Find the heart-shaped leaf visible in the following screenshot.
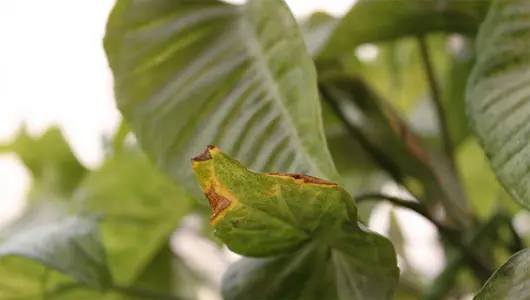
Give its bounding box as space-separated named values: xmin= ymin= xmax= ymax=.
xmin=104 ymin=0 xmax=339 ymax=196
xmin=191 ymin=146 xmax=399 ymax=300
xmin=467 ymin=0 xmax=530 ymax=209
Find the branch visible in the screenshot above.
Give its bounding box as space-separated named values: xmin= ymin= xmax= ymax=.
xmin=355 ymin=193 xmax=428 ymax=219
xmin=417 ymin=36 xmax=455 ymax=167
xmin=319 ymin=84 xmax=404 ymax=184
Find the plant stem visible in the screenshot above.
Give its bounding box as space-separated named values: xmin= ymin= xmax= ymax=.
xmin=417 ymin=36 xmax=455 ymax=167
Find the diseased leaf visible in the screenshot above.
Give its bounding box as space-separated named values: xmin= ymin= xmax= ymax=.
xmin=466 ymin=0 xmax=530 ymax=209
xmin=105 ymin=0 xmax=340 ymax=197
xmin=191 ymin=146 xmax=399 ymax=300
xmin=474 ymin=248 xmax=530 ymax=300
xmin=0 ymin=217 xmax=112 ymax=298
xmin=75 ymin=151 xmax=194 ymax=285
xmin=319 ymin=0 xmax=489 ymax=60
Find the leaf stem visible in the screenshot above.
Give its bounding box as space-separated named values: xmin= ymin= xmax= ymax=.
xmin=417 ymin=36 xmax=455 ymax=167
xmin=113 ymin=118 xmax=129 ymax=154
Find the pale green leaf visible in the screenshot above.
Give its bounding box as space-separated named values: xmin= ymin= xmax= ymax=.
xmin=104 ymin=0 xmax=340 ymax=197
xmin=467 ymin=0 xmax=530 ymax=209
xmin=75 ymin=151 xmax=194 ymax=285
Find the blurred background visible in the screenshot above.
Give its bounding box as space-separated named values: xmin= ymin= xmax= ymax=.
xmin=2 ymin=1 xmax=526 ymax=299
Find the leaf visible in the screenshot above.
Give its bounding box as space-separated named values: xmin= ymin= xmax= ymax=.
xmin=466 ymin=0 xmax=530 ymax=209
xmin=319 ymin=0 xmax=490 ymax=60
xmin=474 ymin=248 xmax=530 ymax=300
xmin=75 ymin=150 xmax=194 ymax=285
xmin=5 ymin=126 xmax=87 ymax=197
xmin=104 ymin=0 xmax=340 ymax=196
xmin=191 ymin=146 xmax=399 ymax=300
xmin=0 ymin=217 xmax=112 ymax=298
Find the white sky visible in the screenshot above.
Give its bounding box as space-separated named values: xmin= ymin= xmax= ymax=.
xmin=0 ymin=0 xmax=443 ymax=282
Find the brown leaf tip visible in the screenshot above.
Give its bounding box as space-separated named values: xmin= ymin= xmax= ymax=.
xmin=269 ymin=173 xmax=337 ymax=186
xmin=191 ymin=145 xmax=216 ymax=162
xmin=205 ymin=187 xmax=232 ymax=222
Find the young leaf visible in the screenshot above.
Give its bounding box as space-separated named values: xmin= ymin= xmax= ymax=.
xmin=104 ymin=0 xmax=339 ymax=196
xmin=75 ymin=151 xmax=194 ymax=285
xmin=0 ymin=217 xmax=112 ymax=297
xmin=474 ymin=248 xmax=530 ymax=300
xmin=191 ymin=146 xmax=399 ymax=299
xmin=467 ymin=0 xmax=530 ymax=209
xmin=319 ymin=0 xmax=489 ymax=60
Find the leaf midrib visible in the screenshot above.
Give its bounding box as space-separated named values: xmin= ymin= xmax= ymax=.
xmin=237 ymin=5 xmax=330 ymax=179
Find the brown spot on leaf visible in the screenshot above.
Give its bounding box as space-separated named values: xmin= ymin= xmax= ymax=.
xmin=268 ymin=173 xmax=337 ymax=186
xmin=205 ymin=186 xmax=231 ymax=221
xmin=191 ymin=145 xmax=216 ymax=162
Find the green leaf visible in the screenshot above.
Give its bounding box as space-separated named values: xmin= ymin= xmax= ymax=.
xmin=319 ymin=0 xmax=489 ymax=60
xmin=191 ymin=146 xmax=398 ymax=300
xmin=75 ymin=151 xmax=194 ymax=285
xmin=0 ymin=217 xmax=112 ymax=298
xmin=104 ymin=0 xmax=340 ymax=196
xmin=5 ymin=126 xmax=87 ymax=197
xmin=467 ymin=0 xmax=530 ymax=209
xmin=474 ymin=248 xmax=530 ymax=300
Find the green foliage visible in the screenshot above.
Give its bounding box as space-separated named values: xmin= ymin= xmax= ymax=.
xmin=474 ymin=248 xmax=530 ymax=300
xmin=467 ymin=0 xmax=530 ymax=211
xmin=4 ymin=0 xmax=530 ymax=298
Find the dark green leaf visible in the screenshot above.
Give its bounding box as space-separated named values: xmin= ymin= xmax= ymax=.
xmin=105 ymin=0 xmax=340 ymax=197
xmin=191 ymin=146 xmax=398 ymax=300
xmin=474 ymin=248 xmax=530 ymax=300
xmin=467 ymin=0 xmax=530 ymax=209
xmin=319 ymin=0 xmax=489 ymax=60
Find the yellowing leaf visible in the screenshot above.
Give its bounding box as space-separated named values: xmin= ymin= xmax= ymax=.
xmin=191 ymin=145 xmax=399 ymax=300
